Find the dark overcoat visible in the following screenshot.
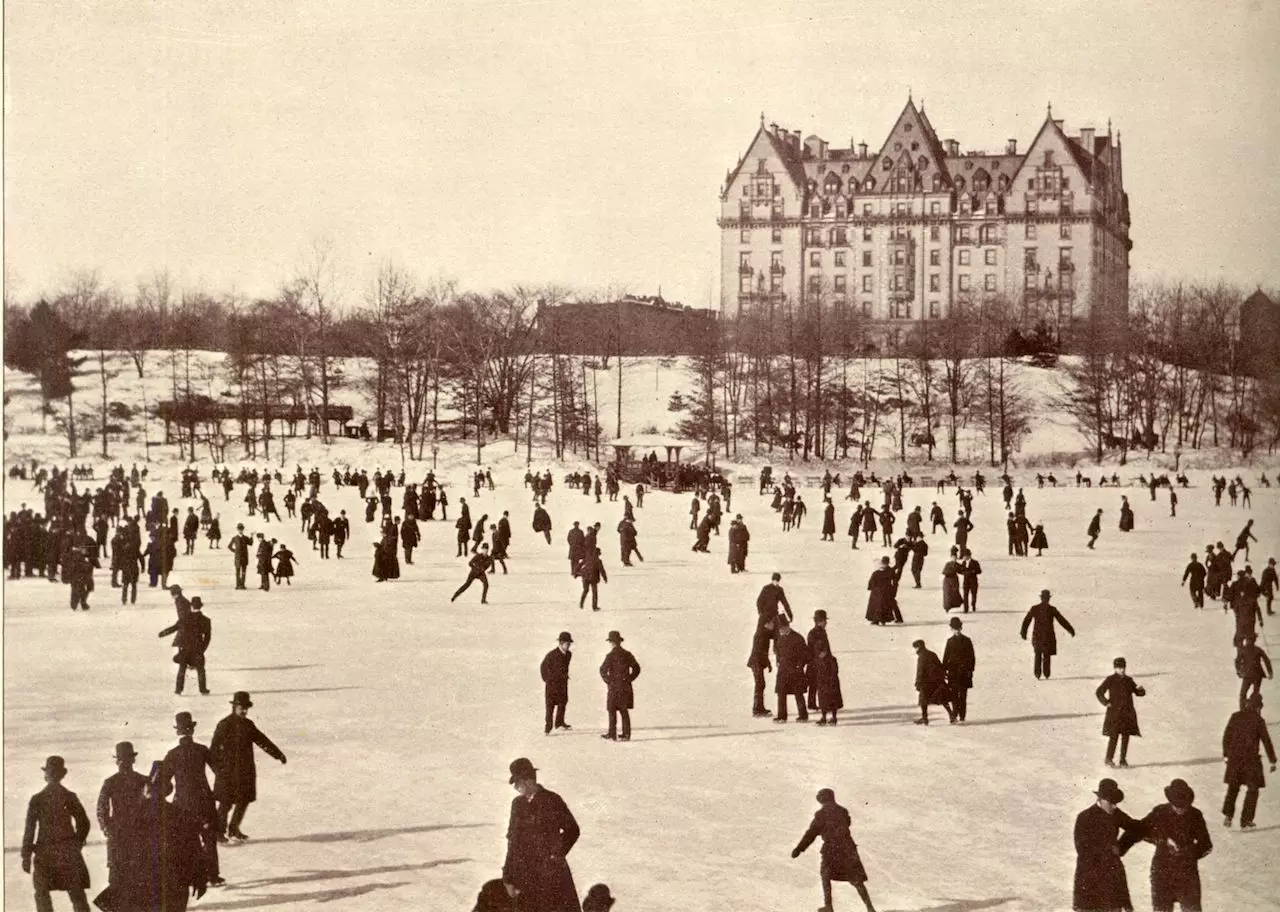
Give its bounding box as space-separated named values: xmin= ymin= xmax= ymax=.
xmin=21 ymin=783 xmax=91 ymax=891
xmin=1223 ymin=709 xmax=1277 ymax=788
xmin=774 ymin=629 xmax=810 ymax=695
xmin=599 ymin=647 xmax=640 ymax=711
xmin=865 ymin=567 xmax=896 ymax=624
xmin=541 ymin=648 xmax=572 ymax=703
xmin=941 ymin=561 xmax=964 ymax=610
xmin=1129 ymin=803 xmax=1211 ymax=910
xmin=1097 ymin=674 xmax=1145 ymax=737
xmin=1072 ymin=803 xmax=1139 ymax=912
xmin=792 ymin=802 xmax=866 ymax=883
xmin=813 ymin=653 xmax=844 ymax=711
xmin=209 ymin=714 xmax=285 ymax=804
xmin=942 ymin=633 xmax=975 ymax=690
xmin=1020 ymin=603 xmax=1076 ymax=655
xmin=503 ymin=786 xmax=581 ymax=912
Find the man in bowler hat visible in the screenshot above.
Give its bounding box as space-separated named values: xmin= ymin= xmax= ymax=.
xmin=503 ymin=758 xmax=582 ymax=911
xmin=96 ymin=742 xmax=148 ymax=901
xmin=1123 ymin=779 xmax=1213 ymax=912
xmin=600 ymin=631 xmax=641 ymax=741
xmin=160 ymin=712 xmax=222 ymax=886
xmin=159 ymin=596 xmax=212 ymax=695
xmin=942 ymin=617 xmax=975 ymax=723
xmin=22 ymin=755 xmax=92 ymax=912
xmin=210 ymin=691 xmax=287 ymax=842
xmin=912 ymin=639 xmax=953 ymax=725
xmin=1222 ymin=692 xmax=1277 ymax=828
xmin=1073 ymin=778 xmax=1141 ymax=912
xmin=1020 ymin=589 xmax=1076 ymax=680
xmin=541 ymin=632 xmax=574 ymax=734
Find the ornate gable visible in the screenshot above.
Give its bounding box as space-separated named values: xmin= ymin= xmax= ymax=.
xmin=868 ymin=99 xmax=953 ymax=194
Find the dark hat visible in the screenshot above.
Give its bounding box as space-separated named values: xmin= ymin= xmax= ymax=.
xmin=606 ymin=630 xmax=624 ymax=644
xmin=557 ymin=631 xmax=573 ymax=644
xmin=813 ymin=609 xmax=827 ymax=621
xmin=1094 ymin=778 xmax=1124 ymax=804
xmin=911 ymin=639 xmax=925 ymax=649
xmin=473 ymin=878 xmax=513 ymax=912
xmin=113 ymin=741 xmax=137 ymax=761
xmin=1164 ymin=778 xmax=1195 ymax=808
xmin=168 ymin=584 xmax=182 ymax=594
xmin=190 ymin=597 xmax=203 ymax=610
xmin=230 ymin=691 xmax=253 ymax=708
xmin=1113 ymin=657 xmax=1126 ymax=667
xmin=815 ymin=788 xmax=835 ymax=804
xmin=949 ymin=617 xmax=963 ymax=630
xmin=771 ymin=572 xmax=782 ymax=581
xmin=508 ymin=757 xmax=537 ymax=783
xmin=1247 ymin=693 xmax=1264 ymax=710
xmin=174 ymin=711 xmax=196 ymax=733
xmin=42 ymin=755 xmax=67 ymax=775
xmin=582 ymin=884 xmax=616 ymax=912
xmin=237 ymin=523 xmax=245 ymax=529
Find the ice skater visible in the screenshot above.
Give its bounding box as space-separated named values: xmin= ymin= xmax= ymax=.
xmin=541 ymin=632 xmax=573 ymax=734
xmin=1096 ymin=657 xmax=1146 ymax=768
xmin=451 ymin=543 xmax=493 ymax=604
xmin=1222 ymin=693 xmax=1277 ymax=828
xmin=1020 ymin=589 xmax=1076 ymax=680
xmin=790 ymin=789 xmax=877 ymax=912
xmin=600 ymin=630 xmax=640 ymax=741
xmin=21 ymin=755 xmax=92 ymax=912
xmin=210 ymin=691 xmax=287 ymax=843
xmin=1087 ymin=508 xmax=1103 ymax=549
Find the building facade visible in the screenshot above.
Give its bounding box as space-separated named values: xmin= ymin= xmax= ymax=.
xmin=718 ymin=99 xmax=1131 ymax=343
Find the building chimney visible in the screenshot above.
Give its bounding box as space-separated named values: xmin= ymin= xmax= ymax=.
xmin=858 ymin=142 xmax=868 ymax=158
xmin=1079 ymin=127 xmax=1095 ymax=155
xmin=946 ymin=139 xmax=960 ymax=156
xmin=792 ymin=130 xmax=802 ymax=150
xmin=1006 ymin=138 xmax=1017 ymax=155
xmin=769 ymin=122 xmax=778 ymax=136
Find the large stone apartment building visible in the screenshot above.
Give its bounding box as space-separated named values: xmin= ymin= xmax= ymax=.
xmin=718 ymin=99 xmax=1131 ymax=344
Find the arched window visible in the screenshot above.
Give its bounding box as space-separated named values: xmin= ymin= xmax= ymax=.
xmin=997 ymin=174 xmax=1010 ymax=192
xmin=953 ymin=176 xmax=965 ymax=192
xmin=973 ymin=168 xmax=991 ymax=193
xmin=823 ymin=172 xmax=842 ymax=195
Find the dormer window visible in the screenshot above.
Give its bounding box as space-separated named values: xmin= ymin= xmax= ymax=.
xmin=864 ymin=177 xmax=876 ymax=191
xmin=931 ymin=174 xmax=944 ymax=192
xmin=810 ymin=201 xmax=821 ymax=218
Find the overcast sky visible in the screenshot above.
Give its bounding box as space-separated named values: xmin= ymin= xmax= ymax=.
xmin=5 ymin=0 xmax=1278 ymax=309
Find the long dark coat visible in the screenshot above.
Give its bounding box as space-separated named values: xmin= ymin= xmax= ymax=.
xmin=600 ymin=647 xmax=640 ymax=711
xmin=1128 ymin=803 xmax=1211 ymax=910
xmin=96 ymin=770 xmax=149 ymax=883
xmin=209 ymin=714 xmax=285 ymax=805
xmin=941 ymin=561 xmax=964 ymax=610
xmin=914 ymin=648 xmax=947 ymax=702
xmin=747 ymin=618 xmax=774 ymax=671
xmin=792 ymin=802 xmax=866 ymax=883
xmin=774 ymin=628 xmax=810 ymax=695
xmin=1097 ymin=674 xmax=1145 ymax=737
xmin=942 ymin=632 xmax=976 ymax=690
xmin=1223 ymin=709 xmax=1277 ymax=788
xmin=503 ymin=786 xmax=581 ymax=912
xmin=822 ymin=503 xmax=836 ymax=536
xmin=1073 ymin=803 xmax=1140 ymax=912
xmin=813 ymin=652 xmax=844 ymax=711
xmin=21 ymin=783 xmax=91 ymax=891
xmin=1030 ymin=526 xmax=1049 ymax=550
xmin=541 ymin=648 xmax=572 ymax=704
xmin=1020 ymin=602 xmax=1076 ymax=655
xmin=865 ymin=566 xmax=897 ymax=624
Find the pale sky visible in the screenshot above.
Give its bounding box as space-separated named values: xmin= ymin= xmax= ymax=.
xmin=5 ymin=0 xmax=1279 ymax=309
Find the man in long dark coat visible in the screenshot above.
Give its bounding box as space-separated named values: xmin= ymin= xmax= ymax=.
xmin=1020 ymin=589 xmax=1076 ymax=680
xmin=160 ymin=712 xmax=221 ymax=887
xmin=227 ymin=524 xmax=251 ymax=589
xmin=1073 ymin=778 xmax=1141 ymax=912
xmin=159 ymin=597 xmax=212 ymax=696
xmin=747 ymin=615 xmax=776 ymax=718
xmin=773 ymin=618 xmax=810 ymax=723
xmin=503 ymin=758 xmax=581 ymax=912
xmin=865 ymin=558 xmax=897 ymax=626
xmin=96 ymin=741 xmax=148 ymax=905
xmin=942 ymin=617 xmax=975 ymax=723
xmin=961 ymin=550 xmax=982 ymax=611
xmin=912 ymin=639 xmax=953 ymax=725
xmin=806 ymin=610 xmax=831 ymax=712
xmin=1122 ymin=779 xmax=1212 ymax=912
xmin=566 ymin=522 xmax=585 ymax=577
xmin=1096 ymin=657 xmax=1146 ymax=768
xmin=727 ymin=515 xmax=750 ymax=572
xmin=210 ymin=691 xmax=287 ymax=842
xmin=400 ymin=514 xmax=420 ymax=565
xmin=1222 ymin=693 xmax=1277 ymax=828
xmin=599 ymin=631 xmax=640 ymax=740
xmin=541 ymin=632 xmax=573 ymax=734
xmin=22 ymin=755 xmax=92 ymax=912
xmin=790 ymin=788 xmax=877 ymax=912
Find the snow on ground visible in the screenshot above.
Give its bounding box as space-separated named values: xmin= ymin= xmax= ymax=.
xmin=4 ymin=456 xmax=1280 ymax=911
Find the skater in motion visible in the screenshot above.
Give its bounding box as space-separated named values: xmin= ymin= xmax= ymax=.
xmin=541 ymin=632 xmax=573 ymax=734
xmin=578 ymin=547 xmax=608 ymax=611
xmin=1234 ymin=520 xmax=1257 ymax=561
xmin=1020 ymin=589 xmax=1076 ymax=680
xmin=790 ymin=789 xmax=878 ymax=912
xmin=912 ymin=639 xmax=953 ymax=725
xmin=502 ymin=758 xmax=581 ymax=911
xmin=96 ymin=742 xmax=148 ymax=907
xmin=1087 ymin=508 xmax=1103 ymax=549
xmin=21 ymin=756 xmax=92 ymax=912
xmin=159 ymin=596 xmax=212 ymax=696
xmin=600 ymin=630 xmax=640 ymax=741
xmin=451 ymin=543 xmax=493 ymax=605
xmin=210 ymin=691 xmax=287 ymax=843
xmin=943 ymin=617 xmax=975 ymax=723
xmin=1124 ymin=779 xmax=1213 ymax=912
xmin=1222 ymin=693 xmax=1277 ymax=829
xmin=1181 ymin=552 xmax=1207 ymax=609
xmin=1096 ymin=657 xmax=1146 ymax=769
xmin=1072 ymin=778 xmax=1141 ymax=912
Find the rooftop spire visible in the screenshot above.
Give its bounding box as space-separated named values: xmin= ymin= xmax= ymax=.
xmin=760 ymin=111 xmax=765 ymax=127
xmin=1047 ymin=101 xmax=1053 ymax=119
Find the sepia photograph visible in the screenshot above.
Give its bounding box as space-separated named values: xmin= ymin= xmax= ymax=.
xmin=3 ymin=1 xmax=1279 ymax=910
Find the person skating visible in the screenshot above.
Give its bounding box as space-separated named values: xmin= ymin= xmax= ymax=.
xmin=748 ymin=614 xmax=776 ymax=718
xmin=1122 ymin=779 xmax=1212 ymax=912
xmin=254 ymin=534 xmax=274 ymax=591
xmin=727 ymin=514 xmax=750 ymax=572
xmin=159 ymin=596 xmax=212 ymax=696
xmin=1181 ymin=553 xmax=1207 ymax=609
xmin=1235 ymin=633 xmax=1273 ymax=711
xmin=22 ymin=755 xmax=92 ymax=912
xmin=210 ymin=691 xmax=287 ymax=843
xmin=272 ymin=543 xmax=297 ymax=585
xmin=941 ymin=552 xmax=964 ymax=614
xmin=1021 ymin=589 xmax=1077 ymax=680
xmin=865 ymin=557 xmax=897 ymax=627
xmin=773 ymin=617 xmax=810 ymax=723
xmin=1228 ymin=568 xmax=1263 ymax=647
xmin=1030 ymin=523 xmax=1048 ymax=556
xmin=806 ymin=610 xmax=831 ymax=712
xmin=1097 ymin=657 xmax=1146 ymax=768
xmin=1233 ymin=520 xmax=1257 ymax=561
xmin=541 ymin=632 xmax=574 ymax=734
xmin=502 ymin=758 xmax=581 ymax=911
xmin=821 ymin=498 xmax=836 ymax=541
xmin=452 ymin=544 xmax=494 ymax=605
xmin=1222 ymin=693 xmax=1277 ymax=828
xmin=96 ymin=741 xmax=148 ymax=907
xmin=1119 ymin=496 xmax=1134 ymax=533
xmin=960 ymin=549 xmax=982 ymax=610
xmin=790 ymin=789 xmax=878 ymax=912
xmin=1087 ymin=509 xmax=1103 ymax=549
xmin=812 ymin=645 xmax=843 ymax=726
xmin=1073 ymin=778 xmax=1142 ymax=912
xmin=756 ymin=572 xmax=793 ymax=623
xmin=1262 ymin=557 xmax=1278 ymax=615
xmin=600 ymin=630 xmax=640 ymax=741
xmin=227 ymin=524 xmax=251 ymax=590
xmin=333 ymin=510 xmax=349 ymax=558
xmin=912 ymin=639 xmax=953 ymax=725
xmin=159 ymin=712 xmax=222 ymax=887
xmin=929 ymin=501 xmax=947 ymax=534
xmin=182 ymin=507 xmax=200 ymax=556
xmin=907 ymin=537 xmax=929 ymax=588
xmin=617 ymin=517 xmax=643 ymax=566
xmin=943 ymin=617 xmax=975 ymax=723
xmin=578 ymin=547 xmax=608 ymax=611
xmin=118 ymin=534 xmax=140 ymax=605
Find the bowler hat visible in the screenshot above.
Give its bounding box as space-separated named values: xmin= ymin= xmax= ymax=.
xmin=174 ymin=711 xmax=196 ymax=733
xmin=1094 ymin=778 xmax=1124 ymax=804
xmin=813 ymin=609 xmax=827 ymax=621
xmin=42 ymin=755 xmax=67 ymax=775
xmin=606 ymin=630 xmax=624 ymax=644
xmin=949 ymin=617 xmax=963 ymax=630
xmin=113 ymin=741 xmax=137 ymax=762
xmin=169 ymin=584 xmax=182 ymax=594
xmin=508 ymin=757 xmax=538 ymax=783
xmin=582 ymin=884 xmax=616 ymax=912
xmin=1164 ymin=778 xmax=1195 ymax=808
xmin=771 ymin=572 xmax=782 ymax=581
xmin=230 ymin=691 xmax=253 ymax=708
xmin=815 ymin=788 xmax=835 ymax=804
xmin=190 ymin=597 xmax=203 ymax=610
xmin=911 ymin=639 xmax=925 ymax=649
xmin=473 ymin=879 xmax=513 ymax=912
xmin=557 ymin=631 xmax=573 ymax=644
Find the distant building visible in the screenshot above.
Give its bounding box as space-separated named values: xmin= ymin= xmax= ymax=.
xmin=536 ymin=296 xmax=716 ymax=356
xmin=1240 ymin=289 xmax=1280 ymax=379
xmin=718 ymin=99 xmax=1132 ymax=345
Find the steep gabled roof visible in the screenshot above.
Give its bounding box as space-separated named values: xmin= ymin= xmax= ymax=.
xmin=1015 ymin=114 xmax=1096 ymax=184
xmin=721 ymin=123 xmax=808 ymax=199
xmin=867 ymin=98 xmax=953 ymax=192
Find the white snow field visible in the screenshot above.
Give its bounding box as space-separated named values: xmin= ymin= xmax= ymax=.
xmin=4 ymin=459 xmax=1280 ymax=912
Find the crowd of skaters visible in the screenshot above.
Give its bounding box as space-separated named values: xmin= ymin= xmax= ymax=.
xmin=6 ymin=454 xmax=1279 ymax=911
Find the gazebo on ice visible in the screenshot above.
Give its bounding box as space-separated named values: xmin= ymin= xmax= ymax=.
xmin=609 ymin=435 xmax=696 ymax=488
